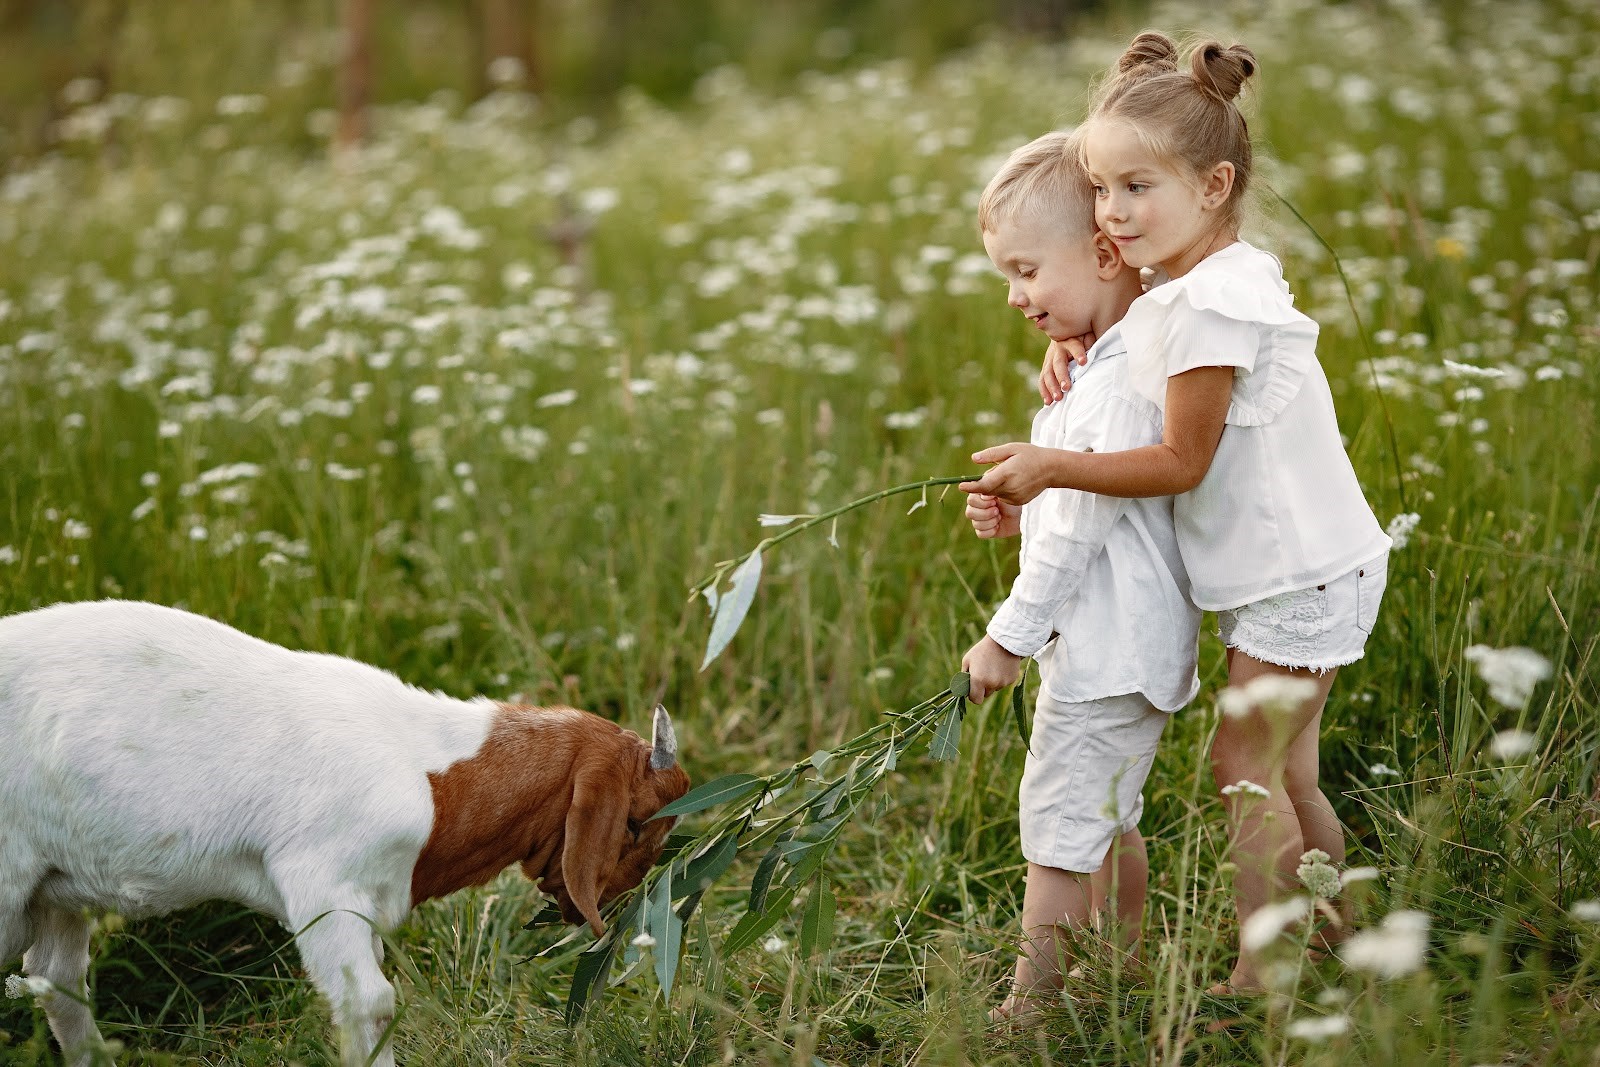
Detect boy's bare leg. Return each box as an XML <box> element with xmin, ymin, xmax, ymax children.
<box><xmin>997</xmin><ymin>829</ymin><xmax>1147</xmax><ymax>1022</ymax></box>
<box><xmin>1091</xmin><ymin>827</ymin><xmax>1148</xmax><ymax>961</ymax></box>
<box><xmin>1211</xmin><ymin>651</ymin><xmax>1339</xmax><ymax>991</ymax></box>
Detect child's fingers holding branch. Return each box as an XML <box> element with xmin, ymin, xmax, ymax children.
<box><xmin>966</xmin><ymin>493</ymin><xmax>1022</xmax><ymax>539</ymax></box>
<box><xmin>960</xmin><ymin>443</ymin><xmax>1060</xmax><ymax>506</ymax></box>
<box><xmin>962</xmin><ymin>635</ymin><xmax>1024</xmax><ymax>703</ymax></box>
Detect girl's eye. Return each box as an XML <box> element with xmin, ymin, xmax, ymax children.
<box><xmin>1129</xmin><ymin>183</ymin><xmax>1148</xmax><ymax>194</ymax></box>
<box><xmin>1091</xmin><ymin>185</ymin><xmax>1107</xmax><ymax>197</ymax></box>
<box><xmin>1020</xmin><ymin>269</ymin><xmax>1036</xmax><ymax>280</ymax></box>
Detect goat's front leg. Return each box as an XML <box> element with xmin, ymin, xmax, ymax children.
<box><xmin>287</xmin><ymin>898</ymin><xmax>397</xmax><ymax>1067</ymax></box>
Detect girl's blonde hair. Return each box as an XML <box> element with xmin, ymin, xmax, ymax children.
<box><xmin>1081</xmin><ymin>31</ymin><xmax>1258</xmax><ymax>231</ymax></box>
<box><xmin>977</xmin><ymin>129</ymin><xmax>1096</xmax><ymax>238</ymax></box>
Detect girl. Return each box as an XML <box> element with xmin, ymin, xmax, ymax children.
<box><xmin>961</xmin><ymin>32</ymin><xmax>1391</xmax><ymax>994</ymax></box>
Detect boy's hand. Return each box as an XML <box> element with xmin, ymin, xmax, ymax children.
<box><xmin>1039</xmin><ymin>332</ymin><xmax>1094</xmax><ymax>404</ymax></box>
<box><xmin>960</xmin><ymin>442</ymin><xmax>1057</xmax><ymax>505</ymax></box>
<box><xmin>962</xmin><ymin>635</ymin><xmax>1024</xmax><ymax>703</ymax></box>
<box><xmin>966</xmin><ymin>493</ymin><xmax>1022</xmax><ymax>539</ymax></box>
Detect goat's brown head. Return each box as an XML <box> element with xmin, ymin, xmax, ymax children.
<box><xmin>527</xmin><ymin>705</ymin><xmax>690</xmax><ymax>934</ymax></box>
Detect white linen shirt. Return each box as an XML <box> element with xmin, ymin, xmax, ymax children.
<box><xmin>986</xmin><ymin>324</ymin><xmax>1201</xmax><ymax>713</ymax></box>
<box><xmin>1120</xmin><ymin>241</ymin><xmax>1393</xmax><ymax>610</ymax></box>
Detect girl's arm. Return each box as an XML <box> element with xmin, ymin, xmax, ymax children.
<box><xmin>958</xmin><ymin>366</ymin><xmax>1235</xmax><ymax>503</ymax></box>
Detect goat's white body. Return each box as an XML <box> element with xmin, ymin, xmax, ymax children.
<box><xmin>0</xmin><ymin>600</ymin><xmax>498</xmax><ymax>1065</ymax></box>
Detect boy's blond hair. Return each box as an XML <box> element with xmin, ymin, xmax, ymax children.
<box><xmin>977</xmin><ymin>129</ymin><xmax>1096</xmax><ymax>238</ymax></box>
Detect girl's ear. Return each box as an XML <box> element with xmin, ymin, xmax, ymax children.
<box><xmin>1093</xmin><ymin>230</ymin><xmax>1124</xmax><ymax>277</ymax></box>
<box><xmin>1202</xmin><ymin>161</ymin><xmax>1236</xmax><ymax>211</ymax></box>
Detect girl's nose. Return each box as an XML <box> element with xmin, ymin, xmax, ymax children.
<box><xmin>1008</xmin><ymin>284</ymin><xmax>1028</xmax><ymax>309</ymax></box>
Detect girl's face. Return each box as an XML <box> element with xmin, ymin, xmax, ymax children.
<box><xmin>1083</xmin><ymin>121</ymin><xmax>1236</xmax><ymax>279</ymax></box>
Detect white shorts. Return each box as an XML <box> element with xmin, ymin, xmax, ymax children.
<box><xmin>1217</xmin><ymin>552</ymin><xmax>1388</xmax><ymax>673</ymax></box>
<box><xmin>1018</xmin><ymin>690</ymin><xmax>1170</xmax><ymax>874</ymax></box>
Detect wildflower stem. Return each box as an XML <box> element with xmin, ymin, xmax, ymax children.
<box><xmin>1266</xmin><ymin>183</ymin><xmax>1409</xmax><ymax>512</ymax></box>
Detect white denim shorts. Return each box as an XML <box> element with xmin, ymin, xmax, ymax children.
<box><xmin>1217</xmin><ymin>552</ymin><xmax>1388</xmax><ymax>673</ymax></box>
<box><xmin>1018</xmin><ymin>690</ymin><xmax>1171</xmax><ymax>874</ymax></box>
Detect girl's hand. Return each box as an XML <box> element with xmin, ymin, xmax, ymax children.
<box><xmin>1039</xmin><ymin>332</ymin><xmax>1095</xmax><ymax>404</ymax></box>
<box><xmin>961</xmin><ymin>635</ymin><xmax>1024</xmax><ymax>703</ymax></box>
<box><xmin>959</xmin><ymin>442</ymin><xmax>1060</xmax><ymax>506</ymax></box>
<box><xmin>965</xmin><ymin>493</ymin><xmax>1022</xmax><ymax>539</ymax></box>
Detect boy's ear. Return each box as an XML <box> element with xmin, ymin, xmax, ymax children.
<box><xmin>1092</xmin><ymin>230</ymin><xmax>1124</xmax><ymax>278</ymax></box>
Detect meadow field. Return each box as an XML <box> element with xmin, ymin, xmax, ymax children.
<box><xmin>2</xmin><ymin>0</ymin><xmax>1599</xmax><ymax>1062</ymax></box>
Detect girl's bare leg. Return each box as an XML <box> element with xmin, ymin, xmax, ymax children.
<box><xmin>1211</xmin><ymin>650</ymin><xmax>1339</xmax><ymax>990</ymax></box>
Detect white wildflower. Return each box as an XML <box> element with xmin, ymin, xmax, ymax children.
<box><xmin>1297</xmin><ymin>849</ymin><xmax>1342</xmax><ymax>899</ymax></box>
<box><xmin>411</xmin><ymin>385</ymin><xmax>442</xmax><ymax>405</ymax></box>
<box><xmin>1221</xmin><ymin>780</ymin><xmax>1271</xmax><ymax>800</ymax></box>
<box><xmin>1487</xmin><ymin>728</ymin><xmax>1538</xmax><ymax>760</ymax></box>
<box><xmin>1464</xmin><ymin>644</ymin><xmax>1551</xmax><ymax>707</ymax></box>
<box><xmin>1385</xmin><ymin>511</ymin><xmax>1421</xmax><ymax>549</ymax></box>
<box><xmin>5</xmin><ymin>974</ymin><xmax>52</xmax><ymax>998</ymax></box>
<box><xmin>1241</xmin><ymin>896</ymin><xmax>1311</xmax><ymax>952</ymax></box>
<box><xmin>324</xmin><ymin>463</ymin><xmax>365</xmax><ymax>482</ymax></box>
<box><xmin>0</xmin><ymin>545</ymin><xmax>16</xmax><ymax>565</ymax></box>
<box><xmin>1340</xmin><ymin>909</ymin><xmax>1430</xmax><ymax>978</ymax></box>
<box><xmin>1218</xmin><ymin>674</ymin><xmax>1319</xmax><ymax>717</ymax></box>
<box><xmin>761</xmin><ymin>934</ymin><xmax>787</xmax><ymax>953</ymax></box>
<box><xmin>630</xmin><ymin>931</ymin><xmax>657</xmax><ymax>949</ymax></box>
<box><xmin>1287</xmin><ymin>1014</ymin><xmax>1350</xmax><ymax>1041</ymax></box>
<box><xmin>62</xmin><ymin>519</ymin><xmax>91</xmax><ymax>540</ymax></box>
<box><xmin>1369</xmin><ymin>763</ymin><xmax>1401</xmax><ymax>778</ymax></box>
<box><xmin>757</xmin><ymin>514</ymin><xmax>809</xmax><ymax>527</ymax></box>
<box><xmin>1570</xmin><ymin>900</ymin><xmax>1600</xmax><ymax>922</ymax></box>
<box><xmin>1341</xmin><ymin>867</ymin><xmax>1380</xmax><ymax>886</ymax></box>
<box><xmin>884</xmin><ymin>408</ymin><xmax>926</xmax><ymax>430</ymax></box>
<box><xmin>536</xmin><ymin>388</ymin><xmax>578</xmax><ymax>408</ymax></box>
<box><xmin>1442</xmin><ymin>359</ymin><xmax>1505</xmax><ymax>379</ymax></box>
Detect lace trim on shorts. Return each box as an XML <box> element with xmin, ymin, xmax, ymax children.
<box><xmin>1219</xmin><ymin>585</ymin><xmax>1341</xmax><ymax>673</ymax></box>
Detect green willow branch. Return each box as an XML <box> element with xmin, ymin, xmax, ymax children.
<box><xmin>690</xmin><ymin>475</ymin><xmax>971</xmax><ymax>600</ymax></box>
<box><xmin>557</xmin><ymin>679</ymin><xmax>968</xmax><ymax>1023</ymax></box>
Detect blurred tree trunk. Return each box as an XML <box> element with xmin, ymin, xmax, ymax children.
<box><xmin>336</xmin><ymin>0</ymin><xmax>374</xmax><ymax>151</ymax></box>
<box><xmin>472</xmin><ymin>0</ymin><xmax>540</xmax><ymax>95</ymax></box>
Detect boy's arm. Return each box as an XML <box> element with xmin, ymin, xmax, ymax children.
<box><xmin>961</xmin><ymin>365</ymin><xmax>1234</xmax><ymax>504</ymax></box>
<box><xmin>983</xmin><ymin>392</ymin><xmax>1158</xmax><ymax>659</ymax></box>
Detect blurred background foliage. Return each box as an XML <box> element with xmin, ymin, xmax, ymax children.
<box><xmin>0</xmin><ymin>0</ymin><xmax>1114</xmax><ymax>162</ymax></box>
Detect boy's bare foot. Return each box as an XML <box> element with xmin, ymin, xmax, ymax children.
<box><xmin>988</xmin><ymin>993</ymin><xmax>1054</xmax><ymax>1028</ymax></box>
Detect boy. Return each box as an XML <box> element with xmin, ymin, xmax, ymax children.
<box><xmin>960</xmin><ymin>130</ymin><xmax>1200</xmax><ymax>1021</ymax></box>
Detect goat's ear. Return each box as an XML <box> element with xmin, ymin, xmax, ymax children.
<box><xmin>560</xmin><ymin>750</ymin><xmax>631</xmax><ymax>936</ymax></box>
<box><xmin>649</xmin><ymin>704</ymin><xmax>677</xmax><ymax>770</ymax></box>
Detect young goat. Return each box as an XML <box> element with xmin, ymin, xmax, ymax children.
<box><xmin>0</xmin><ymin>599</ymin><xmax>690</xmax><ymax>1066</ymax></box>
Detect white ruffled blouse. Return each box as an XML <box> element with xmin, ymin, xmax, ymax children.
<box><xmin>1120</xmin><ymin>241</ymin><xmax>1392</xmax><ymax>611</ymax></box>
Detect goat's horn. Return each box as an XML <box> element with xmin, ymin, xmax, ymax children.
<box><xmin>649</xmin><ymin>704</ymin><xmax>677</xmax><ymax>770</ymax></box>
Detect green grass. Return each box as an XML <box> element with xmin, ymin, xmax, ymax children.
<box><xmin>2</xmin><ymin>0</ymin><xmax>1598</xmax><ymax>1062</ymax></box>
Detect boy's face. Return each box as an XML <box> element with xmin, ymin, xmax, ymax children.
<box><xmin>983</xmin><ymin>214</ymin><xmax>1102</xmax><ymax>343</ymax></box>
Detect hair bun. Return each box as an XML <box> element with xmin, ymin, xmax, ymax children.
<box><xmin>1190</xmin><ymin>40</ymin><xmax>1257</xmax><ymax>103</ymax></box>
<box><xmin>1117</xmin><ymin>31</ymin><xmax>1179</xmax><ymax>76</ymax></box>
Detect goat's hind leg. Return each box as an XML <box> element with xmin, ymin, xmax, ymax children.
<box><xmin>22</xmin><ymin>903</ymin><xmax>103</xmax><ymax>1067</ymax></box>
